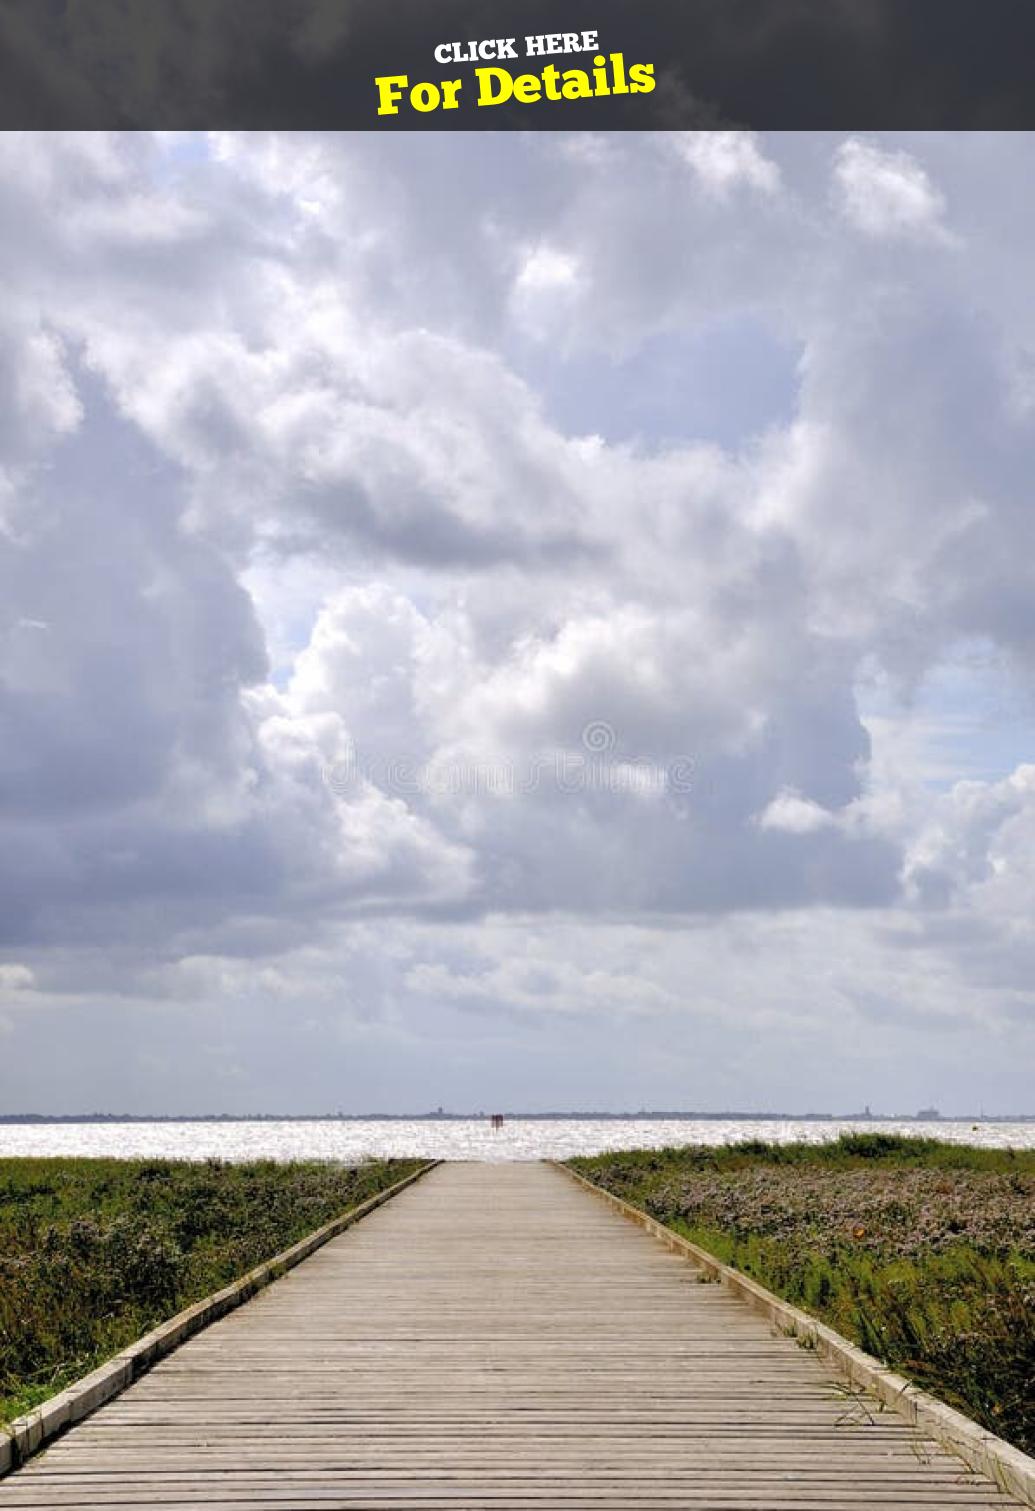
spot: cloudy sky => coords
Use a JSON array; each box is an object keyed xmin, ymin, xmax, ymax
[{"xmin": 1, "ymin": 130, "xmax": 1033, "ymax": 1116}]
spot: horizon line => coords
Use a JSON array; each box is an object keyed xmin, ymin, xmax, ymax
[{"xmin": 1, "ymin": 1109, "xmax": 1033, "ymax": 1123}]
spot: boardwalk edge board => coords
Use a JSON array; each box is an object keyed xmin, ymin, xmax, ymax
[
  {"xmin": 0, "ymin": 1158, "xmax": 440, "ymax": 1481},
  {"xmin": 551, "ymin": 1159, "xmax": 1035, "ymax": 1510}
]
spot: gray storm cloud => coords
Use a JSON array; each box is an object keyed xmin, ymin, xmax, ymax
[{"xmin": 0, "ymin": 131, "xmax": 1032, "ymax": 1113}]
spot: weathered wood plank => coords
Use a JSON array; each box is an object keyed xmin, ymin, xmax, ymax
[{"xmin": 1, "ymin": 1163, "xmax": 1024, "ymax": 1509}]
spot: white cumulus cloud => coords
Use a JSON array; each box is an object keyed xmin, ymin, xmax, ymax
[{"xmin": 834, "ymin": 138, "xmax": 953, "ymax": 242}]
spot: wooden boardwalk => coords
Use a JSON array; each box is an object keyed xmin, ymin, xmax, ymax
[{"xmin": 1, "ymin": 1162, "xmax": 1022, "ymax": 1510}]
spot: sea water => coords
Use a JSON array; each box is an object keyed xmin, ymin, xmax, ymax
[{"xmin": 0, "ymin": 1117, "xmax": 1031, "ymax": 1162}]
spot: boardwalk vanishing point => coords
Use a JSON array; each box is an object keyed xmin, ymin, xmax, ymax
[{"xmin": 1, "ymin": 1161, "xmax": 1027, "ymax": 1510}]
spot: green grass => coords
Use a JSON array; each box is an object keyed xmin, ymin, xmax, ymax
[
  {"xmin": 0, "ymin": 1156, "xmax": 423, "ymax": 1427},
  {"xmin": 569, "ymin": 1135, "xmax": 1035, "ymax": 1454}
]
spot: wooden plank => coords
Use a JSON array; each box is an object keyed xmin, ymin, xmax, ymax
[
  {"xmin": 1, "ymin": 1162, "xmax": 441, "ymax": 1476},
  {"xmin": 0, "ymin": 1162, "xmax": 1024, "ymax": 1510}
]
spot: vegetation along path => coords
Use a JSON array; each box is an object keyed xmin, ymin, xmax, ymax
[{"xmin": 0, "ymin": 1161, "xmax": 1026, "ymax": 1509}]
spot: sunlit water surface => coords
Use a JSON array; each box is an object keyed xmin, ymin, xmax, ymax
[{"xmin": 0, "ymin": 1118, "xmax": 1031, "ymax": 1162}]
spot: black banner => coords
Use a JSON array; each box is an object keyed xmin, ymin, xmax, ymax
[{"xmin": 2, "ymin": 0, "xmax": 1035, "ymax": 129}]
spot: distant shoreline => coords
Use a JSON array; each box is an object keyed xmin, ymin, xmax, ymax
[{"xmin": 2, "ymin": 1112, "xmax": 1033, "ymax": 1124}]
